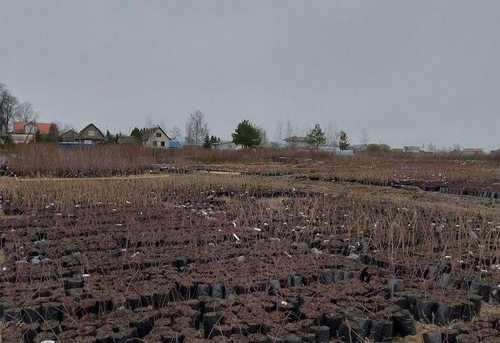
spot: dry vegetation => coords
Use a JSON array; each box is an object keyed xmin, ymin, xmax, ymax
[
  {"xmin": 7, "ymin": 144, "xmax": 166, "ymax": 177},
  {"xmin": 6, "ymin": 145, "xmax": 338, "ymax": 177},
  {"xmin": 0, "ymin": 148, "xmax": 499, "ymax": 342},
  {"xmin": 6, "ymin": 145, "xmax": 500, "ymax": 195}
]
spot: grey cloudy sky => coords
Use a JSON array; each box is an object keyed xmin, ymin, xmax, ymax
[{"xmin": 1, "ymin": 0, "xmax": 499, "ymax": 149}]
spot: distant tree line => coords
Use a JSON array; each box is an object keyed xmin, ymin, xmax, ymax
[
  {"xmin": 9, "ymin": 82, "xmax": 490, "ymax": 153},
  {"xmin": 0, "ymin": 82, "xmax": 350, "ymax": 150},
  {"xmin": 0, "ymin": 81, "xmax": 351, "ymax": 150}
]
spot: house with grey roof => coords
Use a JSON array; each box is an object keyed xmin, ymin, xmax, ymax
[{"xmin": 141, "ymin": 127, "xmax": 171, "ymax": 149}]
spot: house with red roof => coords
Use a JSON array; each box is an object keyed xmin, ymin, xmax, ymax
[{"xmin": 11, "ymin": 121, "xmax": 59, "ymax": 143}]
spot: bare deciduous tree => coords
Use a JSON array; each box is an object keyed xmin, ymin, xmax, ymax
[
  {"xmin": 360, "ymin": 128, "xmax": 370, "ymax": 145},
  {"xmin": 331, "ymin": 129, "xmax": 341, "ymax": 148},
  {"xmin": 15, "ymin": 102, "xmax": 38, "ymax": 124},
  {"xmin": 284, "ymin": 120, "xmax": 294, "ymax": 139},
  {"xmin": 257, "ymin": 126, "xmax": 268, "ymax": 146},
  {"xmin": 56, "ymin": 122, "xmax": 75, "ymax": 133},
  {"xmin": 326, "ymin": 122, "xmax": 335, "ymax": 146},
  {"xmin": 168, "ymin": 126, "xmax": 183, "ymax": 141},
  {"xmin": 15, "ymin": 102, "xmax": 39, "ymax": 143},
  {"xmin": 185, "ymin": 110, "xmax": 208, "ymax": 145},
  {"xmin": 274, "ymin": 120, "xmax": 283, "ymax": 142},
  {"xmin": 0, "ymin": 84, "xmax": 18, "ymax": 136},
  {"xmin": 145, "ymin": 116, "xmax": 155, "ymax": 128},
  {"xmin": 427, "ymin": 142, "xmax": 437, "ymax": 153}
]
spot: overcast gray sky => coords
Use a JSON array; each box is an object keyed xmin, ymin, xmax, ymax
[{"xmin": 1, "ymin": 0, "xmax": 499, "ymax": 149}]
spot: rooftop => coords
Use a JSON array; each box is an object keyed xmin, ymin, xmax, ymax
[{"xmin": 14, "ymin": 122, "xmax": 58, "ymax": 135}]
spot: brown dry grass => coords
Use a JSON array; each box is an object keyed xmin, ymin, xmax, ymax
[
  {"xmin": 7, "ymin": 145, "xmax": 500, "ymax": 188},
  {"xmin": 393, "ymin": 323, "xmax": 442, "ymax": 343}
]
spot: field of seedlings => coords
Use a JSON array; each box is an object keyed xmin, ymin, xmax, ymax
[
  {"xmin": 1, "ymin": 153, "xmax": 500, "ymax": 342},
  {"xmin": 6, "ymin": 145, "xmax": 500, "ymax": 201},
  {"xmin": 170, "ymin": 157, "xmax": 500, "ymax": 200}
]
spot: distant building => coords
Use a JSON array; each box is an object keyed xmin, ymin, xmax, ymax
[
  {"xmin": 336, "ymin": 149, "xmax": 354, "ymax": 156},
  {"xmin": 462, "ymin": 148, "xmax": 483, "ymax": 156},
  {"xmin": 10, "ymin": 133, "xmax": 35, "ymax": 144},
  {"xmin": 403, "ymin": 146, "xmax": 422, "ymax": 153},
  {"xmin": 284, "ymin": 136, "xmax": 311, "ymax": 149},
  {"xmin": 491, "ymin": 149, "xmax": 500, "ymax": 156},
  {"xmin": 77, "ymin": 123, "xmax": 105, "ymax": 144},
  {"xmin": 60, "ymin": 129, "xmax": 79, "ymax": 142},
  {"xmin": 318, "ymin": 145, "xmax": 336, "ymax": 153},
  {"xmin": 351, "ymin": 144, "xmax": 368, "ymax": 153},
  {"xmin": 141, "ymin": 127, "xmax": 170, "ymax": 149},
  {"xmin": 14, "ymin": 122, "xmax": 58, "ymax": 136},
  {"xmin": 269, "ymin": 142, "xmax": 283, "ymax": 148},
  {"xmin": 11, "ymin": 121, "xmax": 58, "ymax": 143},
  {"xmin": 14, "ymin": 122, "xmax": 34, "ymax": 135},
  {"xmin": 168, "ymin": 139, "xmax": 182, "ymax": 149},
  {"xmin": 317, "ymin": 146, "xmax": 354, "ymax": 155},
  {"xmin": 214, "ymin": 141, "xmax": 240, "ymax": 150}
]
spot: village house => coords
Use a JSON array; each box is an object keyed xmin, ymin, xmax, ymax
[
  {"xmin": 284, "ymin": 136, "xmax": 311, "ymax": 149},
  {"xmin": 317, "ymin": 145, "xmax": 354, "ymax": 156},
  {"xmin": 141, "ymin": 127, "xmax": 171, "ymax": 149},
  {"xmin": 403, "ymin": 146, "xmax": 422, "ymax": 153},
  {"xmin": 168, "ymin": 140, "xmax": 182, "ymax": 149},
  {"xmin": 60, "ymin": 129, "xmax": 79, "ymax": 142},
  {"xmin": 214, "ymin": 141, "xmax": 240, "ymax": 150},
  {"xmin": 76, "ymin": 123, "xmax": 105, "ymax": 144},
  {"xmin": 11, "ymin": 121, "xmax": 58, "ymax": 143},
  {"xmin": 462, "ymin": 148, "xmax": 483, "ymax": 156}
]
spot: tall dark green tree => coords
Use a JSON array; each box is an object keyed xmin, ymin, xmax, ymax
[
  {"xmin": 306, "ymin": 124, "xmax": 326, "ymax": 148},
  {"xmin": 232, "ymin": 120, "xmax": 261, "ymax": 148},
  {"xmin": 203, "ymin": 134, "xmax": 222, "ymax": 148},
  {"xmin": 36, "ymin": 130, "xmax": 59, "ymax": 143},
  {"xmin": 105, "ymin": 130, "xmax": 115, "ymax": 144},
  {"xmin": 203, "ymin": 134, "xmax": 211, "ymax": 148},
  {"xmin": 210, "ymin": 135, "xmax": 221, "ymax": 146},
  {"xmin": 339, "ymin": 130, "xmax": 350, "ymax": 150},
  {"xmin": 130, "ymin": 127, "xmax": 142, "ymax": 143}
]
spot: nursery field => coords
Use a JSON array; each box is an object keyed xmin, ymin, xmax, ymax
[
  {"xmin": 1, "ymin": 164, "xmax": 500, "ymax": 342},
  {"xmin": 6, "ymin": 145, "xmax": 500, "ymax": 199}
]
